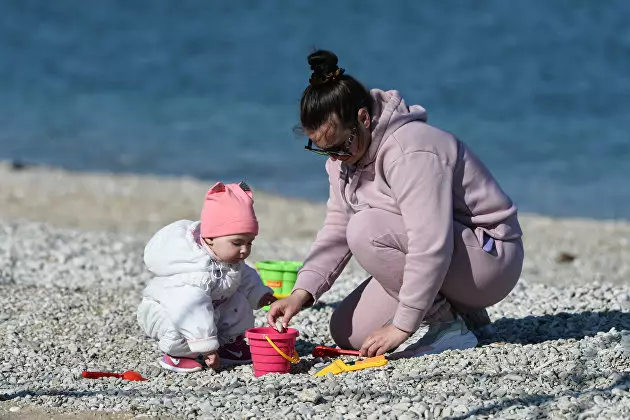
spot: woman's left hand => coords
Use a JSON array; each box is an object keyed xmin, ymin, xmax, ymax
[{"xmin": 360, "ymin": 324, "xmax": 411, "ymax": 357}]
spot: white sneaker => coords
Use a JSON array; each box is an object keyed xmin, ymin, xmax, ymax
[{"xmin": 394, "ymin": 315, "xmax": 478, "ymax": 358}]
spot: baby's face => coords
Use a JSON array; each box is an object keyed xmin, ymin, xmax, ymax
[{"xmin": 204, "ymin": 233, "xmax": 255, "ymax": 264}]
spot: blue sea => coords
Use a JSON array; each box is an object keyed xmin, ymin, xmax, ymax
[{"xmin": 1, "ymin": 0, "xmax": 629, "ymax": 219}]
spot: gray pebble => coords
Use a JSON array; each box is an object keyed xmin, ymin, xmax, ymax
[{"xmin": 298, "ymin": 389, "xmax": 321, "ymax": 403}]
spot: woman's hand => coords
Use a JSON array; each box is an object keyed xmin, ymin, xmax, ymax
[
  {"xmin": 204, "ymin": 351, "xmax": 220, "ymax": 370},
  {"xmin": 266, "ymin": 289, "xmax": 312, "ymax": 332},
  {"xmin": 257, "ymin": 293, "xmax": 277, "ymax": 309},
  {"xmin": 360, "ymin": 324, "xmax": 411, "ymax": 357}
]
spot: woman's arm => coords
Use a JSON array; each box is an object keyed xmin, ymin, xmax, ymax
[{"xmin": 385, "ymin": 151, "xmax": 455, "ymax": 333}]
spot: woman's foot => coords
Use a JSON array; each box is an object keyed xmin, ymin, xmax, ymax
[
  {"xmin": 455, "ymin": 307, "xmax": 496, "ymax": 338},
  {"xmin": 392, "ymin": 315, "xmax": 478, "ymax": 358},
  {"xmin": 457, "ymin": 306, "xmax": 491, "ymax": 328},
  {"xmin": 159, "ymin": 354, "xmax": 203, "ymax": 373}
]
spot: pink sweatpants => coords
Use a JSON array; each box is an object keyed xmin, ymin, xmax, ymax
[{"xmin": 330, "ymin": 209, "xmax": 524, "ymax": 349}]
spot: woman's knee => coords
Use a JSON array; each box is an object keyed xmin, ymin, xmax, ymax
[
  {"xmin": 347, "ymin": 209, "xmax": 406, "ymax": 260},
  {"xmin": 346, "ymin": 209, "xmax": 379, "ymax": 255},
  {"xmin": 328, "ymin": 279, "xmax": 372, "ymax": 350},
  {"xmin": 347, "ymin": 209, "xmax": 407, "ymax": 285}
]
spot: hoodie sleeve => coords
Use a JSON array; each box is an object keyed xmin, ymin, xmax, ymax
[
  {"xmin": 294, "ymin": 161, "xmax": 353, "ymax": 303},
  {"xmin": 385, "ymin": 150, "xmax": 455, "ymax": 333},
  {"xmin": 238, "ymin": 263, "xmax": 274, "ymax": 309},
  {"xmin": 157, "ymin": 284, "xmax": 220, "ymax": 353}
]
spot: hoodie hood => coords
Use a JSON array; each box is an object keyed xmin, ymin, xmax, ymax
[
  {"xmin": 143, "ymin": 220, "xmax": 210, "ymax": 276},
  {"xmin": 358, "ymin": 89, "xmax": 428, "ymax": 167}
]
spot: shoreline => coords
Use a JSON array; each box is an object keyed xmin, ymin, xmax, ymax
[
  {"xmin": 3, "ymin": 160, "xmax": 630, "ymax": 228},
  {"xmin": 0, "ymin": 162, "xmax": 630, "ymax": 285},
  {"xmin": 0, "ymin": 161, "xmax": 327, "ymax": 240},
  {"xmin": 1, "ymin": 160, "xmax": 629, "ymax": 287}
]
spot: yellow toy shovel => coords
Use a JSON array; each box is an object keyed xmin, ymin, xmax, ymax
[{"xmin": 314, "ymin": 355, "xmax": 388, "ymax": 377}]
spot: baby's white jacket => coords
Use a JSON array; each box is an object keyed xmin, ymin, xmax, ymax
[{"xmin": 139, "ymin": 220, "xmax": 272, "ymax": 353}]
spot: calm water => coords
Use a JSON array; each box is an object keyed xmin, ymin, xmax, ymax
[{"xmin": 1, "ymin": 0, "xmax": 629, "ymax": 219}]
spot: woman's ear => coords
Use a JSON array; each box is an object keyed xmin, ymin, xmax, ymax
[{"xmin": 358, "ymin": 107, "xmax": 371, "ymax": 129}]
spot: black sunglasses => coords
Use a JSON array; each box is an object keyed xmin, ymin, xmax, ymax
[{"xmin": 304, "ymin": 128, "xmax": 357, "ymax": 157}]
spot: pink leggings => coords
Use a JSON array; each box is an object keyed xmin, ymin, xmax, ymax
[{"xmin": 330, "ymin": 209, "xmax": 524, "ymax": 349}]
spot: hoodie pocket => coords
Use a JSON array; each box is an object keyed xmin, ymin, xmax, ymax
[{"xmin": 456, "ymin": 223, "xmax": 496, "ymax": 255}]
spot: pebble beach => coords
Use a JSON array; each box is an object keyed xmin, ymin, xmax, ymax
[{"xmin": 0, "ymin": 162, "xmax": 629, "ymax": 419}]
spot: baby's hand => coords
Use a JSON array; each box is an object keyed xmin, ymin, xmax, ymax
[
  {"xmin": 258, "ymin": 293, "xmax": 277, "ymax": 308},
  {"xmin": 204, "ymin": 351, "xmax": 220, "ymax": 370}
]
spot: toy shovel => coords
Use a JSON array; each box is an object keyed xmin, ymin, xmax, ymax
[
  {"xmin": 312, "ymin": 345, "xmax": 361, "ymax": 358},
  {"xmin": 314, "ymin": 355, "xmax": 388, "ymax": 377},
  {"xmin": 81, "ymin": 370, "xmax": 147, "ymax": 381}
]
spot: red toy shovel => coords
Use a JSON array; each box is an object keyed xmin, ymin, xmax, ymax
[
  {"xmin": 81, "ymin": 370, "xmax": 147, "ymax": 381},
  {"xmin": 312, "ymin": 345, "xmax": 361, "ymax": 358}
]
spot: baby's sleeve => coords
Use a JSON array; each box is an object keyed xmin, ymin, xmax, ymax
[
  {"xmin": 238, "ymin": 263, "xmax": 274, "ymax": 309},
  {"xmin": 158, "ymin": 284, "xmax": 220, "ymax": 353}
]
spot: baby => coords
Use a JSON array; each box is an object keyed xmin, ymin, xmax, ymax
[{"xmin": 137, "ymin": 182, "xmax": 275, "ymax": 373}]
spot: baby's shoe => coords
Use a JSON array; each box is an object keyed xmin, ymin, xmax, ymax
[
  {"xmin": 218, "ymin": 335, "xmax": 252, "ymax": 365},
  {"xmin": 159, "ymin": 354, "xmax": 203, "ymax": 373}
]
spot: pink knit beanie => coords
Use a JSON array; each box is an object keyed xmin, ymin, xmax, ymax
[{"xmin": 200, "ymin": 182, "xmax": 259, "ymax": 238}]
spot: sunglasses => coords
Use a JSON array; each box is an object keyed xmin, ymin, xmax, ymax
[{"xmin": 304, "ymin": 128, "xmax": 357, "ymax": 157}]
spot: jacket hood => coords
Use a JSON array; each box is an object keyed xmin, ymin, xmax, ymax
[
  {"xmin": 143, "ymin": 220, "xmax": 210, "ymax": 276},
  {"xmin": 359, "ymin": 89, "xmax": 428, "ymax": 167}
]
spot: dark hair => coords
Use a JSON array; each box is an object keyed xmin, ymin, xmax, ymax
[{"xmin": 299, "ymin": 50, "xmax": 373, "ymax": 131}]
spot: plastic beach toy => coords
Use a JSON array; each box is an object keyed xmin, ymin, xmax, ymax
[
  {"xmin": 81, "ymin": 370, "xmax": 146, "ymax": 381},
  {"xmin": 314, "ymin": 355, "xmax": 388, "ymax": 377},
  {"xmin": 245, "ymin": 327, "xmax": 300, "ymax": 377},
  {"xmin": 312, "ymin": 345, "xmax": 361, "ymax": 357},
  {"xmin": 255, "ymin": 260, "xmax": 303, "ymax": 295}
]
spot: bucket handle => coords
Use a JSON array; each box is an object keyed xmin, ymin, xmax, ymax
[{"xmin": 264, "ymin": 336, "xmax": 300, "ymax": 363}]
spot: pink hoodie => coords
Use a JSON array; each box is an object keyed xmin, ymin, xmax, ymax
[{"xmin": 295, "ymin": 89, "xmax": 523, "ymax": 332}]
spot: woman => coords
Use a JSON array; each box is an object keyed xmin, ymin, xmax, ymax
[{"xmin": 267, "ymin": 50, "xmax": 524, "ymax": 358}]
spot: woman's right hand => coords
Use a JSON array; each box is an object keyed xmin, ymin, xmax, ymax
[{"xmin": 266, "ymin": 289, "xmax": 312, "ymax": 332}]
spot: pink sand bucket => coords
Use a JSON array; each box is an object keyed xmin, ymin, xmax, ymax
[{"xmin": 245, "ymin": 327, "xmax": 300, "ymax": 377}]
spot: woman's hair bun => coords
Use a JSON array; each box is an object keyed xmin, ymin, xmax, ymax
[{"xmin": 308, "ymin": 50, "xmax": 345, "ymax": 86}]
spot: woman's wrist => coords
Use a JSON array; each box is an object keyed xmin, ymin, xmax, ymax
[
  {"xmin": 291, "ymin": 288, "xmax": 314, "ymax": 306},
  {"xmin": 391, "ymin": 322, "xmax": 412, "ymax": 335}
]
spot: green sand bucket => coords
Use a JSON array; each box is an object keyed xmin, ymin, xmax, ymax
[
  {"xmin": 256, "ymin": 260, "xmax": 303, "ymax": 310},
  {"xmin": 256, "ymin": 260, "xmax": 303, "ymax": 295}
]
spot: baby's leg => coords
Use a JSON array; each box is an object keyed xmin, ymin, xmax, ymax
[
  {"xmin": 215, "ymin": 291, "xmax": 255, "ymax": 344},
  {"xmin": 214, "ymin": 292, "xmax": 255, "ymax": 365},
  {"xmin": 136, "ymin": 298, "xmax": 197, "ymax": 357}
]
